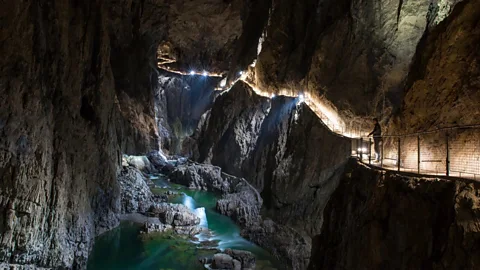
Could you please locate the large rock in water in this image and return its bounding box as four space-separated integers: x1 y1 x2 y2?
170 163 262 227
149 203 200 227
212 253 235 269
224 249 256 269
143 202 201 236
117 166 154 214
171 163 229 192
211 250 256 270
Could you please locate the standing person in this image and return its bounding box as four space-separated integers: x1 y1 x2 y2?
368 118 382 162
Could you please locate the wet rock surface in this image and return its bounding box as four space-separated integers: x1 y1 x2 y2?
118 165 154 214
0 1 163 268
309 159 480 270
155 74 219 154
392 0 480 132
208 249 256 270
241 219 311 270
190 81 350 268
149 203 200 227
1 0 476 269
119 155 204 237
170 162 262 227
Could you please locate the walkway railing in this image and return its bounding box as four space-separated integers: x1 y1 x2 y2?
352 125 480 180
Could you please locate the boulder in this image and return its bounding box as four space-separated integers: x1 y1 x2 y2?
225 249 256 269
210 250 257 270
143 222 173 234
212 253 234 269
217 190 261 228
118 166 154 214
149 203 200 226
233 259 242 270
124 155 156 173
144 203 202 236
147 151 169 170
170 163 230 192
170 163 263 227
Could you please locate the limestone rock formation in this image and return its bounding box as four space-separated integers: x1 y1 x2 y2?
117 165 154 214
155 0 247 73
212 253 235 269
124 155 157 174
242 219 311 270
0 1 161 267
1 0 477 268
143 203 201 236
190 82 351 268
224 249 256 269
170 162 262 227
147 151 169 171
194 82 271 176
393 0 480 132
155 74 219 154
193 82 350 234
309 159 480 270
210 249 256 270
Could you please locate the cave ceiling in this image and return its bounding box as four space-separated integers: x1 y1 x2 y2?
149 0 474 129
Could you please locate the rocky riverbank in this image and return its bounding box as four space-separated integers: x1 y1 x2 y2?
114 153 274 269
168 161 311 269
119 155 202 237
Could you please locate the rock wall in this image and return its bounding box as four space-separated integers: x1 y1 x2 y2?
392 0 480 132
239 0 466 118
155 73 219 154
309 159 480 270
191 82 351 268
194 82 351 237
0 1 162 268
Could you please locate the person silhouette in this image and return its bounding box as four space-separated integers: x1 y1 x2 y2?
368 118 382 162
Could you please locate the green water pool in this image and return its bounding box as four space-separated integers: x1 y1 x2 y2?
87 175 280 270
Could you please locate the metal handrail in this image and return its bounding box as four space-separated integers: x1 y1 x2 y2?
357 124 480 139
351 126 480 180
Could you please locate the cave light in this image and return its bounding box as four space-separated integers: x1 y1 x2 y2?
357 147 368 153
158 63 354 138
220 79 227 88
298 94 305 103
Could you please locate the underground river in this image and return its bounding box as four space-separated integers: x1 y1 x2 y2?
87 174 280 270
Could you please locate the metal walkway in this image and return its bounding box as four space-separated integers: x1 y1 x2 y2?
352 125 480 180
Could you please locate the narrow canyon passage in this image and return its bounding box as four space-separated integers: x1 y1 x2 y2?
1 0 480 270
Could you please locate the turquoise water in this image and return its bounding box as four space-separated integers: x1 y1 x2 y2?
87 175 280 270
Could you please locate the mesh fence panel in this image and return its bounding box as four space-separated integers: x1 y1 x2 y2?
382 137 399 169
449 129 480 179
351 127 480 180
401 136 418 172
419 133 446 175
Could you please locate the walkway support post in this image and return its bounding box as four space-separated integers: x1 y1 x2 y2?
446 133 450 176
417 136 421 174
357 139 360 158
369 138 372 164
360 138 363 160
397 137 401 171
381 139 384 167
